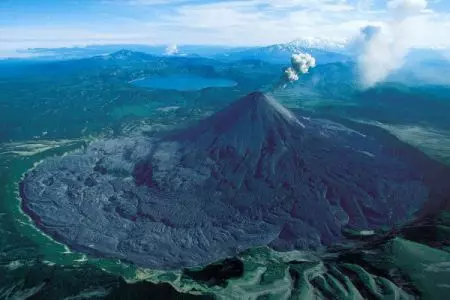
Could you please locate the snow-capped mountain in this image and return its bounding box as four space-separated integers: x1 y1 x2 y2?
280 37 349 53
218 38 351 65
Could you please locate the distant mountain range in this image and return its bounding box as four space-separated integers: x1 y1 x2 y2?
216 38 351 65
98 49 156 61
10 44 249 61
7 37 449 71
6 38 350 63
283 37 349 52
4 41 450 89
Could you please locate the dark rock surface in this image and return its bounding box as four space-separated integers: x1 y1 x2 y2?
183 258 244 287
21 92 429 269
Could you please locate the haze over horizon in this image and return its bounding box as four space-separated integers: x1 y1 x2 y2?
1 0 450 58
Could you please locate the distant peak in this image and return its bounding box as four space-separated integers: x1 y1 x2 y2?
112 49 135 55
108 49 142 59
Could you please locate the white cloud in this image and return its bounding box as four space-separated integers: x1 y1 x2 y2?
357 0 450 88
357 0 374 11
1 0 450 57
387 0 427 15
144 0 371 45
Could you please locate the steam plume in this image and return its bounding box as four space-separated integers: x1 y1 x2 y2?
358 0 428 88
278 53 316 88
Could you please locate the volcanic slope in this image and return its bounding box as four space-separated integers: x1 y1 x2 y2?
21 92 428 269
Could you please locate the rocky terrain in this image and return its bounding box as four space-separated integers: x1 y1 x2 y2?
21 92 429 269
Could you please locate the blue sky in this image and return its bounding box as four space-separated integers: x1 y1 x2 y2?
1 0 449 56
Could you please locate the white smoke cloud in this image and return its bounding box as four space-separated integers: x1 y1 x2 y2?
282 53 316 84
284 67 299 82
291 53 316 74
358 0 428 88
165 44 179 56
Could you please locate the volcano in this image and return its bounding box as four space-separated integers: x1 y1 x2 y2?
21 92 430 269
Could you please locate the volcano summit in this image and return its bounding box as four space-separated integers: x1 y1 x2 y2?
21 92 430 269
